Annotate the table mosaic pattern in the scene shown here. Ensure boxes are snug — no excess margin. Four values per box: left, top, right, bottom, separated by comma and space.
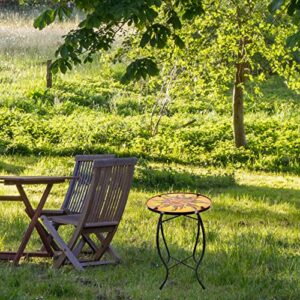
147, 193, 211, 214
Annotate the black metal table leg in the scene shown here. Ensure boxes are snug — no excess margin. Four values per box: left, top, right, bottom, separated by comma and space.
156, 212, 206, 290
194, 213, 206, 289
147, 193, 211, 290
156, 213, 170, 290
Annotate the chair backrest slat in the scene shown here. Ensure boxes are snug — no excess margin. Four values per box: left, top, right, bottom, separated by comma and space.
85, 158, 137, 225
62, 154, 115, 214
71, 160, 92, 212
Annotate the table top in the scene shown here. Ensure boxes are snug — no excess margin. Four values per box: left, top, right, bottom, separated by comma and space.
146, 193, 212, 215
0, 176, 75, 185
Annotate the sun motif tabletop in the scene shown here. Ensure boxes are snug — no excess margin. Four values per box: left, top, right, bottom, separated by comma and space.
147, 193, 212, 215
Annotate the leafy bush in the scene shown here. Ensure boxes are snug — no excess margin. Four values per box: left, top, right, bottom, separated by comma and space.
0, 103, 298, 174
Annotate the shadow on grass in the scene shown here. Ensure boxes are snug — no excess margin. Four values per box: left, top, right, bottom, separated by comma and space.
133, 166, 236, 192
0, 160, 25, 174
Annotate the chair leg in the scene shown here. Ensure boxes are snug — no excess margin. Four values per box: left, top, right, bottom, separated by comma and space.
40, 223, 60, 252
41, 216, 84, 271
94, 229, 117, 261
80, 232, 121, 263
96, 232, 121, 263
73, 239, 86, 257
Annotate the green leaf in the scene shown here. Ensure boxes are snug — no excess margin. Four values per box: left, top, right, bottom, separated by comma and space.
287, 0, 299, 16
84, 56, 93, 63
140, 32, 151, 47
145, 8, 158, 22
65, 61, 72, 70
62, 6, 73, 18
57, 7, 64, 20
85, 15, 101, 29
150, 38, 156, 47
153, 0, 162, 7
59, 62, 67, 74
121, 58, 159, 83
268, 0, 285, 13
182, 4, 204, 20
286, 31, 300, 47
50, 61, 59, 74
146, 60, 159, 76
59, 45, 69, 59
167, 14, 182, 30
173, 34, 185, 49
33, 9, 56, 30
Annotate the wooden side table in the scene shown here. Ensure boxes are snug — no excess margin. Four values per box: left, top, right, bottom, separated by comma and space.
0, 176, 74, 265
146, 193, 212, 290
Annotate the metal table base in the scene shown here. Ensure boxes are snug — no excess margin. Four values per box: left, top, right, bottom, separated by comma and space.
156, 212, 206, 290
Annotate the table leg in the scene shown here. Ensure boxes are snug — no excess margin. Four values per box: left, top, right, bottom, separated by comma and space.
156, 213, 170, 290
194, 213, 206, 289
13, 184, 54, 265
155, 213, 206, 290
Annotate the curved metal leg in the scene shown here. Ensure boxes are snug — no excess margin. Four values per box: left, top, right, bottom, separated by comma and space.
160, 217, 171, 264
155, 212, 207, 290
156, 213, 169, 290
192, 214, 201, 263
195, 213, 206, 289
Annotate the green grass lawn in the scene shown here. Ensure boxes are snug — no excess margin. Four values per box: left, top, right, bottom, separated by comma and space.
0, 156, 299, 300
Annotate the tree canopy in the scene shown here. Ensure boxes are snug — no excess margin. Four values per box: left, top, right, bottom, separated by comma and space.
34, 0, 299, 148
34, 0, 299, 81
34, 0, 204, 79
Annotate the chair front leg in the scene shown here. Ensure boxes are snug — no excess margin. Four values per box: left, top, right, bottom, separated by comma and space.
41, 216, 84, 271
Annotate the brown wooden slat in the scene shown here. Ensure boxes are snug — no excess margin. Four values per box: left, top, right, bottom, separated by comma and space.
0, 176, 75, 185
49, 214, 80, 225
0, 251, 51, 260
40, 209, 66, 216
80, 260, 119, 267
85, 221, 118, 228
75, 154, 115, 161
0, 195, 22, 201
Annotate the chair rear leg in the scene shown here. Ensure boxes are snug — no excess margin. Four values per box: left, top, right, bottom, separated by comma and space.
94, 229, 117, 262
41, 216, 84, 271
80, 233, 121, 263
96, 232, 121, 263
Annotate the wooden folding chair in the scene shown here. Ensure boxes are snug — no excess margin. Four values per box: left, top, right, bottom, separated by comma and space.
40, 154, 120, 259
42, 154, 115, 216
40, 157, 137, 270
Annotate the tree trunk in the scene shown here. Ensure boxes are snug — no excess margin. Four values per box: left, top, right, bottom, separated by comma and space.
46, 60, 52, 88
233, 38, 247, 148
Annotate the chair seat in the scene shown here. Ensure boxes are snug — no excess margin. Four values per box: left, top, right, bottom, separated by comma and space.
48, 214, 119, 228
49, 214, 80, 225
40, 209, 67, 216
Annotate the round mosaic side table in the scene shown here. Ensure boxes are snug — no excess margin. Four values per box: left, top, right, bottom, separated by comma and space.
146, 193, 212, 290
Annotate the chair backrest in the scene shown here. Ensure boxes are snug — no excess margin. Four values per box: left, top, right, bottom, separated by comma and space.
84, 157, 137, 225
62, 154, 115, 214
